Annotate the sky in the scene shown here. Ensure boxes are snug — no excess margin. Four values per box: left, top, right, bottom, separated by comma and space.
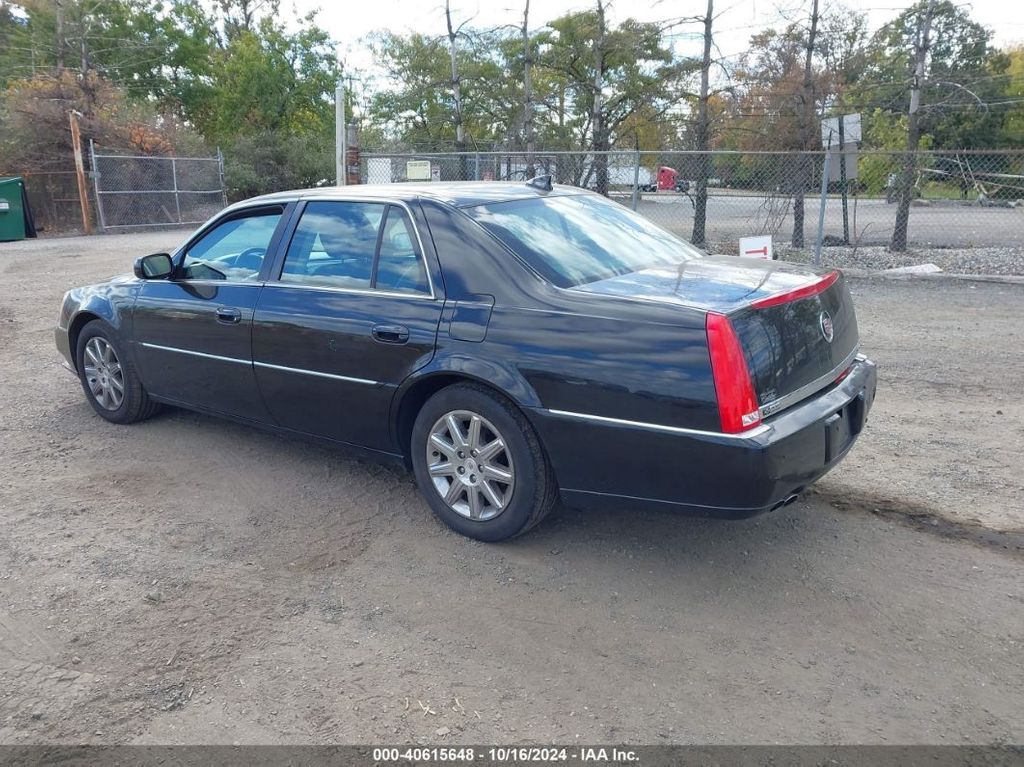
292, 0, 1024, 83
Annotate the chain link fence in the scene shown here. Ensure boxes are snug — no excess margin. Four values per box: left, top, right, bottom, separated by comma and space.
360, 149, 1024, 251
19, 170, 88, 233
90, 146, 227, 231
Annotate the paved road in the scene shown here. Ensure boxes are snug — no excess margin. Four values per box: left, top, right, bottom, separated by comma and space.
634, 193, 1024, 248
0, 233, 1021, 746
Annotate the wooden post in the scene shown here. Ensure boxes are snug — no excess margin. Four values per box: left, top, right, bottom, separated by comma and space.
69, 111, 93, 234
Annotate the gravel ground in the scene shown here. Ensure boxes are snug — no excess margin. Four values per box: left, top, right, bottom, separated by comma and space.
0, 232, 1021, 746
775, 245, 1024, 276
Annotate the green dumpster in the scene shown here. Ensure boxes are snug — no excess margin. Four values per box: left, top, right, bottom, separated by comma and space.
0, 177, 37, 242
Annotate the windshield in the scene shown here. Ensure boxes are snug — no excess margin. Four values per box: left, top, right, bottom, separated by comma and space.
465, 193, 703, 288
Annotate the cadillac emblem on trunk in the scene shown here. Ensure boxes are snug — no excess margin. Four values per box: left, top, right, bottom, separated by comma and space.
820, 311, 834, 343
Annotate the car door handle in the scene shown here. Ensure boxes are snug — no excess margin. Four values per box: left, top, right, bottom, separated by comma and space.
371, 324, 410, 344
215, 307, 242, 325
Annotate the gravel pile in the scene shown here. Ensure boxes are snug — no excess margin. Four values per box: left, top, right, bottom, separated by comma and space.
718, 244, 1024, 276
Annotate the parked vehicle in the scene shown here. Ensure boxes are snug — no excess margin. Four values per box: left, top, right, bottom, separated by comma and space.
56, 179, 876, 542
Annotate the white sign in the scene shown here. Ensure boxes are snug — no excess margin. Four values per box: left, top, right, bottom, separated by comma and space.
406, 160, 431, 181
828, 143, 859, 180
821, 113, 861, 148
739, 235, 773, 260
430, 164, 441, 182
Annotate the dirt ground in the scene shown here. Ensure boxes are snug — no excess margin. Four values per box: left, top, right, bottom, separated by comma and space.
0, 231, 1021, 745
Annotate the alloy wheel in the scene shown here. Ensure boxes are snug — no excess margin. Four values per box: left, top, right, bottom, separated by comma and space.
83, 337, 124, 411
426, 410, 515, 521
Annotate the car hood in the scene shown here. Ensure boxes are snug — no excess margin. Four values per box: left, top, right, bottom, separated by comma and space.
569, 256, 834, 313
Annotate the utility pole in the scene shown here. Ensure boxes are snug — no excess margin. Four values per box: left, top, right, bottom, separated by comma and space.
891, 0, 936, 251
69, 111, 93, 235
522, 0, 536, 179
335, 82, 347, 185
55, 0, 66, 72
691, 0, 714, 247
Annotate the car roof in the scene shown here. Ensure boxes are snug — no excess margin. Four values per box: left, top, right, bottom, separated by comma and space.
239, 181, 590, 210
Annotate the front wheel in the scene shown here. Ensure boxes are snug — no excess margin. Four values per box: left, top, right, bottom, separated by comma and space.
76, 320, 160, 424
411, 383, 557, 541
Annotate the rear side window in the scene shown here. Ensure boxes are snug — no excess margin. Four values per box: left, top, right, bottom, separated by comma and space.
280, 201, 429, 295
465, 193, 702, 288
375, 207, 429, 294
281, 201, 385, 290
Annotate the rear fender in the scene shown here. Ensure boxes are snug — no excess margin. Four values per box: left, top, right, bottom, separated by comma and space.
389, 354, 541, 455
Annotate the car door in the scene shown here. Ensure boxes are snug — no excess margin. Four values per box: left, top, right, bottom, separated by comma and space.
251, 199, 443, 452
131, 204, 290, 421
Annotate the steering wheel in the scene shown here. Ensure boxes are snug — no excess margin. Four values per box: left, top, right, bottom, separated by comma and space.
234, 247, 266, 272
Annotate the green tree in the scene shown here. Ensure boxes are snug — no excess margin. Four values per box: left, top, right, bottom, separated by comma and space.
854, 0, 1008, 149
537, 6, 694, 192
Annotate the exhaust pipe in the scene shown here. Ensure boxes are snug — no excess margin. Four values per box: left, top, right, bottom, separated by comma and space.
770, 493, 801, 512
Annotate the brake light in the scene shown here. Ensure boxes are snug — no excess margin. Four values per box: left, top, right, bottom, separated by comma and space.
706, 312, 762, 433
750, 271, 840, 309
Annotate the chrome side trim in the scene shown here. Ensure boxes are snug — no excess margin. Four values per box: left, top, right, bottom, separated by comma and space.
169, 280, 265, 288
252, 360, 379, 386
758, 345, 860, 418
140, 342, 250, 365
544, 409, 772, 441
260, 281, 437, 302
140, 342, 382, 385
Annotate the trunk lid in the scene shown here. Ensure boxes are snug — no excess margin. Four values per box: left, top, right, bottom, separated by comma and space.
573, 256, 859, 416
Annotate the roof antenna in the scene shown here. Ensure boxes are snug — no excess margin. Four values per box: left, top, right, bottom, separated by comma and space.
527, 174, 552, 192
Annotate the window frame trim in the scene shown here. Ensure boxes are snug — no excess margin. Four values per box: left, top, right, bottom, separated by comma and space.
268, 197, 437, 300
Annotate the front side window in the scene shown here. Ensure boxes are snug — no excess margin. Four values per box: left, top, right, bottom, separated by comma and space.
464, 193, 703, 288
181, 209, 282, 281
280, 201, 430, 295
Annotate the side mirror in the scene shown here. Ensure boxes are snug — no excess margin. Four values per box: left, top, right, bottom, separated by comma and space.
133, 252, 173, 280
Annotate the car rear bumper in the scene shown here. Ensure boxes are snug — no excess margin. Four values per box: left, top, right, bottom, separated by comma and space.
529, 356, 877, 518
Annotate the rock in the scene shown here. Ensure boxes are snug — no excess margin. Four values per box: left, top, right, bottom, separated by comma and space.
72, 656, 81, 665
882, 263, 942, 275
145, 591, 162, 604
435, 726, 450, 736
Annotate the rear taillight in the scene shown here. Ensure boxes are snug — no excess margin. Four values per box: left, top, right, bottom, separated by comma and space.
706, 312, 762, 433
750, 271, 840, 309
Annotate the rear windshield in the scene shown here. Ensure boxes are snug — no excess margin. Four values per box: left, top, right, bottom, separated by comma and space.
465, 193, 703, 288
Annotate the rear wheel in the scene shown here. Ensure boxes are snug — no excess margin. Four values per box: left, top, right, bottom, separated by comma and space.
76, 320, 160, 424
411, 383, 557, 541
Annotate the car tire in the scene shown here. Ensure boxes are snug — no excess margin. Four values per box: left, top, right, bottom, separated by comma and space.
76, 319, 160, 424
411, 383, 558, 542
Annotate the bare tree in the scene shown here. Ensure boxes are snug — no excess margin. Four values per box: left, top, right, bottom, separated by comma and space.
890, 0, 937, 251
445, 0, 468, 178
592, 0, 608, 196
522, 0, 536, 178
690, 0, 713, 246
792, 0, 820, 249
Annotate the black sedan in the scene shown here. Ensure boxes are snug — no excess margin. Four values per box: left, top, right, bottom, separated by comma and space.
56, 179, 876, 541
